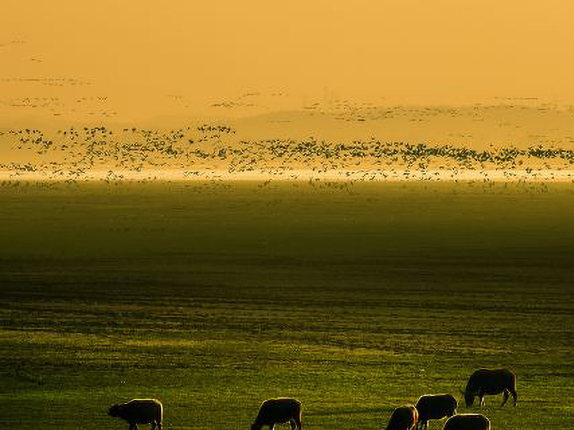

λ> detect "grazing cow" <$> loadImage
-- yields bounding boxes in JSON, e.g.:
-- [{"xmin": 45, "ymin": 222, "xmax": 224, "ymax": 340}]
[
  {"xmin": 251, "ymin": 398, "xmax": 302, "ymax": 430},
  {"xmin": 108, "ymin": 399, "xmax": 162, "ymax": 430},
  {"xmin": 385, "ymin": 405, "xmax": 419, "ymax": 430},
  {"xmin": 415, "ymin": 394, "xmax": 457, "ymax": 430},
  {"xmin": 443, "ymin": 414, "xmax": 490, "ymax": 430},
  {"xmin": 464, "ymin": 368, "xmax": 517, "ymax": 407}
]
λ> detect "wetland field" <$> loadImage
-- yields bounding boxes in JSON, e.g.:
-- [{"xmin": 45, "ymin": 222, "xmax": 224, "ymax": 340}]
[{"xmin": 1, "ymin": 180, "xmax": 573, "ymax": 430}]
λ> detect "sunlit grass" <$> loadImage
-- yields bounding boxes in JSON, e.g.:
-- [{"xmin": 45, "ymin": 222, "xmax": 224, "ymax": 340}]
[{"xmin": 1, "ymin": 181, "xmax": 572, "ymax": 429}]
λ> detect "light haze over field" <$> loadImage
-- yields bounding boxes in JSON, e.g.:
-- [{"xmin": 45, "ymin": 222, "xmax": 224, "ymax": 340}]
[
  {"xmin": 2, "ymin": 4, "xmax": 574, "ymax": 429},
  {"xmin": 2, "ymin": 0, "xmax": 574, "ymax": 124}
]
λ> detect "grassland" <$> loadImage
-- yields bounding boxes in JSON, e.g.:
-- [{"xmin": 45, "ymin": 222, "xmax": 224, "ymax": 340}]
[{"xmin": 1, "ymin": 180, "xmax": 573, "ymax": 430}]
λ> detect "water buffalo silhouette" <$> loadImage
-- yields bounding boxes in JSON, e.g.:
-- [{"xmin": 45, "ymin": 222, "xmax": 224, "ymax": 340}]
[
  {"xmin": 443, "ymin": 413, "xmax": 490, "ymax": 430},
  {"xmin": 251, "ymin": 398, "xmax": 302, "ymax": 430},
  {"xmin": 415, "ymin": 394, "xmax": 457, "ymax": 429},
  {"xmin": 108, "ymin": 398, "xmax": 162, "ymax": 430},
  {"xmin": 385, "ymin": 405, "xmax": 418, "ymax": 430},
  {"xmin": 464, "ymin": 368, "xmax": 517, "ymax": 407}
]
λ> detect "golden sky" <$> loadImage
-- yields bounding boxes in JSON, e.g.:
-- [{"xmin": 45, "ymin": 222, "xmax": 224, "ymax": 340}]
[{"xmin": 2, "ymin": 0, "xmax": 574, "ymax": 122}]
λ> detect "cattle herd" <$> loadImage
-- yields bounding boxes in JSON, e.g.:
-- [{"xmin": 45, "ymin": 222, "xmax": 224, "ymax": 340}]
[{"xmin": 107, "ymin": 368, "xmax": 517, "ymax": 430}]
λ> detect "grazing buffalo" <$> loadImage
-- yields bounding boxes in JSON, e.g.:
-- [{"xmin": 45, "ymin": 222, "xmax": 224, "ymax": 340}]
[
  {"xmin": 385, "ymin": 405, "xmax": 419, "ymax": 430},
  {"xmin": 443, "ymin": 414, "xmax": 490, "ymax": 430},
  {"xmin": 415, "ymin": 394, "xmax": 457, "ymax": 430},
  {"xmin": 108, "ymin": 399, "xmax": 163, "ymax": 430},
  {"xmin": 463, "ymin": 368, "xmax": 517, "ymax": 407},
  {"xmin": 251, "ymin": 398, "xmax": 302, "ymax": 430}
]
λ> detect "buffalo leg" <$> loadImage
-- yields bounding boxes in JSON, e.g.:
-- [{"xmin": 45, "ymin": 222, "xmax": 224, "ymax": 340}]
[
  {"xmin": 510, "ymin": 388, "xmax": 518, "ymax": 406},
  {"xmin": 501, "ymin": 390, "xmax": 509, "ymax": 407},
  {"xmin": 479, "ymin": 394, "xmax": 485, "ymax": 407},
  {"xmin": 293, "ymin": 415, "xmax": 302, "ymax": 430}
]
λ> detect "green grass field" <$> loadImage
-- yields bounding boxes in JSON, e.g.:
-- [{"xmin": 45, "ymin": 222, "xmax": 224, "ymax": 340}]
[{"xmin": 1, "ymin": 181, "xmax": 573, "ymax": 430}]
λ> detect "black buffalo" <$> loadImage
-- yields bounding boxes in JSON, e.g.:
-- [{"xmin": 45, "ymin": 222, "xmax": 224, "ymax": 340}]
[
  {"xmin": 108, "ymin": 399, "xmax": 162, "ymax": 430},
  {"xmin": 415, "ymin": 394, "xmax": 457, "ymax": 429},
  {"xmin": 385, "ymin": 405, "xmax": 419, "ymax": 430},
  {"xmin": 251, "ymin": 398, "xmax": 302, "ymax": 430},
  {"xmin": 464, "ymin": 368, "xmax": 517, "ymax": 407},
  {"xmin": 443, "ymin": 414, "xmax": 490, "ymax": 430}
]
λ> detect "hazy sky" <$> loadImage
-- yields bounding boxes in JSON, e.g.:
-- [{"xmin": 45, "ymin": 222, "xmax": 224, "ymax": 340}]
[{"xmin": 2, "ymin": 0, "xmax": 574, "ymax": 121}]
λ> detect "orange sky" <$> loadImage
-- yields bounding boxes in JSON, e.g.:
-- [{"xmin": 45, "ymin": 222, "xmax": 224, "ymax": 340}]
[{"xmin": 2, "ymin": 0, "xmax": 574, "ymax": 122}]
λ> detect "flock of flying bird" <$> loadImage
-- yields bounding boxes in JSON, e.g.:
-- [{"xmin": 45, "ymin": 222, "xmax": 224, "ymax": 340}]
[{"xmin": 1, "ymin": 123, "xmax": 573, "ymax": 186}]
